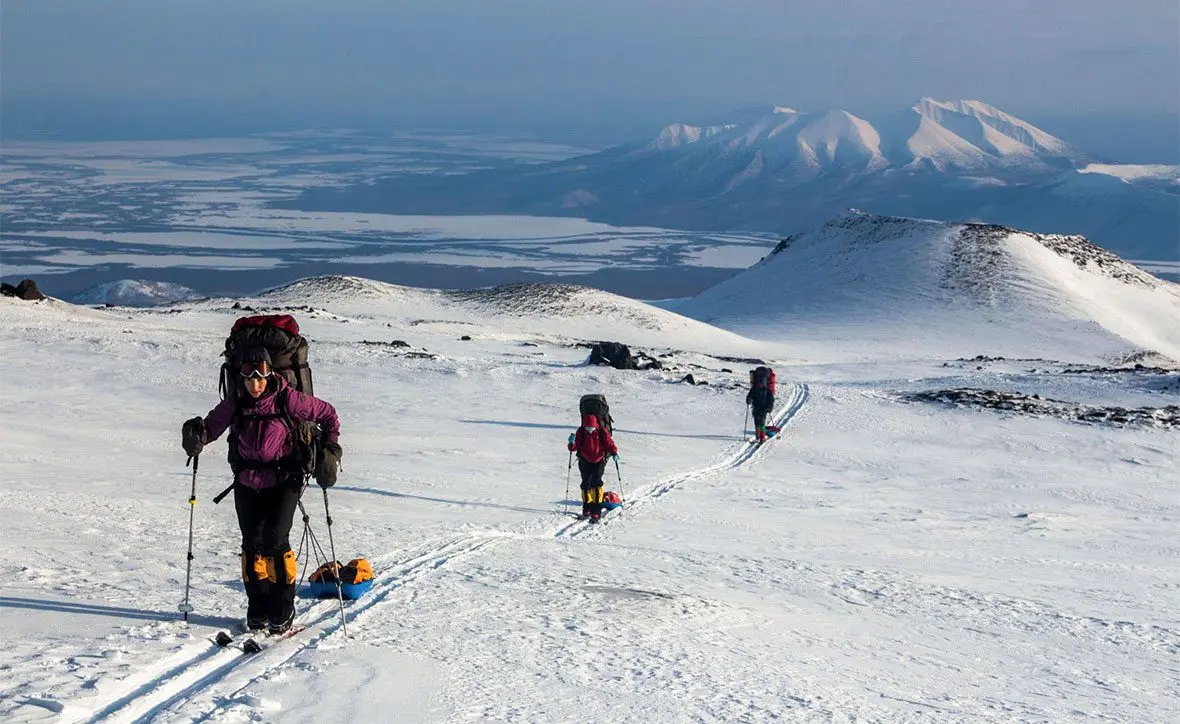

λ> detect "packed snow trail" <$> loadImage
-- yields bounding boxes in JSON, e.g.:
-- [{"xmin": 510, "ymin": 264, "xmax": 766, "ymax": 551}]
[
  {"xmin": 61, "ymin": 384, "xmax": 807, "ymax": 722},
  {"xmin": 66, "ymin": 536, "xmax": 498, "ymax": 723},
  {"xmin": 555, "ymin": 382, "xmax": 807, "ymax": 538}
]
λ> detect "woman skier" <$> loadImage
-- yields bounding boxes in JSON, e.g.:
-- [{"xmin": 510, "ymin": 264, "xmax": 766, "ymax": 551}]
[
  {"xmin": 181, "ymin": 347, "xmax": 341, "ymax": 634},
  {"xmin": 567, "ymin": 413, "xmax": 618, "ymax": 522}
]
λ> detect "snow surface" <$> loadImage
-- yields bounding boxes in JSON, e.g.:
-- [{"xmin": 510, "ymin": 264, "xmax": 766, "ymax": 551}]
[{"xmin": 1, "ymin": 214, "xmax": 1178, "ymax": 721}]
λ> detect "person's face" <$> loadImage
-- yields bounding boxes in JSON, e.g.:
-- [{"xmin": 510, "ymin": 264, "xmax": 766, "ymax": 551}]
[{"xmin": 243, "ymin": 375, "xmax": 268, "ymax": 398}]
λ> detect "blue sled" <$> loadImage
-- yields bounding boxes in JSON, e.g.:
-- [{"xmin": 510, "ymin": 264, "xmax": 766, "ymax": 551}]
[{"xmin": 303, "ymin": 579, "xmax": 373, "ymax": 600}]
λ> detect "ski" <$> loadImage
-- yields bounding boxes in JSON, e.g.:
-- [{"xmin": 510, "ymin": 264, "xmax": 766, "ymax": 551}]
[
  {"xmin": 565, "ymin": 506, "xmax": 623, "ymax": 525},
  {"xmin": 239, "ymin": 626, "xmax": 306, "ymax": 654},
  {"xmin": 748, "ymin": 428, "xmax": 781, "ymax": 445},
  {"xmin": 592, "ymin": 506, "xmax": 624, "ymax": 525}
]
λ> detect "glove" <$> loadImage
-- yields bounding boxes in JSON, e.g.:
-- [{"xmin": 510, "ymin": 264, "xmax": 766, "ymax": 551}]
[
  {"xmin": 568, "ymin": 433, "xmax": 576, "ymax": 445},
  {"xmin": 181, "ymin": 417, "xmax": 207, "ymax": 459},
  {"xmin": 315, "ymin": 441, "xmax": 342, "ymax": 488}
]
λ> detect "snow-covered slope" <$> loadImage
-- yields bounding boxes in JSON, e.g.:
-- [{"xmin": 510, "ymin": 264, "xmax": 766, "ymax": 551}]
[
  {"xmin": 900, "ymin": 98, "xmax": 1089, "ymax": 171},
  {"xmin": 671, "ymin": 212, "xmax": 1180, "ymax": 362},
  {"xmin": 243, "ymin": 275, "xmax": 760, "ymax": 353},
  {"xmin": 69, "ymin": 279, "xmax": 203, "ymax": 307},
  {"xmin": 1, "ymin": 262, "xmax": 1177, "ymax": 721}
]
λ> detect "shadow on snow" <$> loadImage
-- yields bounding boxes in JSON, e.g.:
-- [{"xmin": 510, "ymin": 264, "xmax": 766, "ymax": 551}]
[
  {"xmin": 337, "ymin": 486, "xmax": 557, "ymax": 516},
  {"xmin": 459, "ymin": 419, "xmax": 740, "ymax": 441},
  {"xmin": 0, "ymin": 596, "xmax": 239, "ymax": 629}
]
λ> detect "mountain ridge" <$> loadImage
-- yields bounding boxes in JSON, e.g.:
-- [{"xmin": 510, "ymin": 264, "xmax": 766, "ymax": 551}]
[{"xmin": 283, "ymin": 98, "xmax": 1178, "ymax": 261}]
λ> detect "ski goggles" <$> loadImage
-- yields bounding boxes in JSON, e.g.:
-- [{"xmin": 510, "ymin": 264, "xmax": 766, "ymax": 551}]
[{"xmin": 239, "ymin": 361, "xmax": 272, "ymax": 379}]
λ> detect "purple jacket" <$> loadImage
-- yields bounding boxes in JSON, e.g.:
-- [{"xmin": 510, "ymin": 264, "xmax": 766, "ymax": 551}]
[{"xmin": 204, "ymin": 376, "xmax": 340, "ymax": 490}]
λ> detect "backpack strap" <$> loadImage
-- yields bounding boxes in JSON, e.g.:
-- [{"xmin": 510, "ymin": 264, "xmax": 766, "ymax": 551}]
[{"xmin": 228, "ymin": 388, "xmax": 303, "ymax": 475}]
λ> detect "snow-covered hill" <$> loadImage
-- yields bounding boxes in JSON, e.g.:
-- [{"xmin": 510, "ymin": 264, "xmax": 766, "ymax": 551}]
[
  {"xmin": 69, "ymin": 279, "xmax": 203, "ymax": 307},
  {"xmin": 669, "ymin": 212, "xmax": 1180, "ymax": 362},
  {"xmin": 292, "ymin": 99, "xmax": 1179, "ymax": 261},
  {"xmin": 243, "ymin": 275, "xmax": 760, "ymax": 353}
]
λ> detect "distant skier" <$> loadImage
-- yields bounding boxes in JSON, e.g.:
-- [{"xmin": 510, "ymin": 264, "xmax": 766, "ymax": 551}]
[
  {"xmin": 181, "ymin": 347, "xmax": 342, "ymax": 634},
  {"xmin": 746, "ymin": 366, "xmax": 776, "ymax": 442},
  {"xmin": 567, "ymin": 413, "xmax": 618, "ymax": 522}
]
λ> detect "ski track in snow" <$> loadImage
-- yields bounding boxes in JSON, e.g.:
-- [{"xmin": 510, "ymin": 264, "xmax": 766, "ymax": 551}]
[
  {"xmin": 555, "ymin": 383, "xmax": 808, "ymax": 539},
  {"xmin": 59, "ymin": 386, "xmax": 808, "ymax": 722}
]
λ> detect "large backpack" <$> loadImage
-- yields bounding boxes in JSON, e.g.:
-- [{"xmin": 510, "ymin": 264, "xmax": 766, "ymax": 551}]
[
  {"xmin": 750, "ymin": 366, "xmax": 776, "ymax": 396},
  {"xmin": 579, "ymin": 394, "xmax": 613, "ymax": 435},
  {"xmin": 219, "ymin": 315, "xmax": 313, "ymax": 402},
  {"xmin": 219, "ymin": 314, "xmax": 318, "ymax": 478}
]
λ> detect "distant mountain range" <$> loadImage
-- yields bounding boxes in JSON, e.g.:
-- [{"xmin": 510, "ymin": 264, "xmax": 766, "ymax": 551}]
[{"xmin": 286, "ymin": 99, "xmax": 1180, "ymax": 261}]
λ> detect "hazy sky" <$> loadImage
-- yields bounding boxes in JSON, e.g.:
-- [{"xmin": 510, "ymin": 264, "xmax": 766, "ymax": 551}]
[{"xmin": 3, "ymin": 0, "xmax": 1178, "ymax": 152}]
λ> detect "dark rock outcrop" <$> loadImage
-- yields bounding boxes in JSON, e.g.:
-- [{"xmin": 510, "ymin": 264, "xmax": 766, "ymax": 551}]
[
  {"xmin": 0, "ymin": 279, "xmax": 46, "ymax": 301},
  {"xmin": 588, "ymin": 342, "xmax": 635, "ymax": 370}
]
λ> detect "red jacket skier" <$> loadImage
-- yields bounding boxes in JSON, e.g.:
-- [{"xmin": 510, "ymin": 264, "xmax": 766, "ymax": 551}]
[{"xmin": 568, "ymin": 413, "xmax": 618, "ymax": 521}]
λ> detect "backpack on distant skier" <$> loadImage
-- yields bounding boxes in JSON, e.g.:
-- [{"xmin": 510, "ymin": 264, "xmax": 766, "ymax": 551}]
[
  {"xmin": 219, "ymin": 314, "xmax": 313, "ymax": 402},
  {"xmin": 579, "ymin": 394, "xmax": 613, "ymax": 434},
  {"xmin": 219, "ymin": 315, "xmax": 319, "ymax": 478},
  {"xmin": 750, "ymin": 366, "xmax": 776, "ymax": 396},
  {"xmin": 602, "ymin": 491, "xmax": 623, "ymax": 511}
]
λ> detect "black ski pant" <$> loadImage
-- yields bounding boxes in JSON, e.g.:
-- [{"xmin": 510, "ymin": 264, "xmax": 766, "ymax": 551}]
[
  {"xmin": 752, "ymin": 398, "xmax": 775, "ymax": 432},
  {"xmin": 234, "ymin": 481, "xmax": 301, "ymax": 626},
  {"xmin": 578, "ymin": 457, "xmax": 607, "ymax": 516}
]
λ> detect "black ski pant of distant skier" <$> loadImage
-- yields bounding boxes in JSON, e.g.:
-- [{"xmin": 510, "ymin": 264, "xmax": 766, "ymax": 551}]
[
  {"xmin": 752, "ymin": 399, "xmax": 774, "ymax": 432},
  {"xmin": 235, "ymin": 481, "xmax": 301, "ymax": 627},
  {"xmin": 578, "ymin": 457, "xmax": 607, "ymax": 516}
]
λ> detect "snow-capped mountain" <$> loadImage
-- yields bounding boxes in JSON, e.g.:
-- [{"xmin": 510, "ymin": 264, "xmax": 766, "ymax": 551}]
[
  {"xmin": 291, "ymin": 99, "xmax": 1178, "ymax": 261},
  {"xmin": 70, "ymin": 279, "xmax": 203, "ymax": 307},
  {"xmin": 668, "ymin": 211, "xmax": 1180, "ymax": 362},
  {"xmin": 633, "ymin": 99, "xmax": 1088, "ymax": 178},
  {"xmin": 894, "ymin": 98, "xmax": 1091, "ymax": 171}
]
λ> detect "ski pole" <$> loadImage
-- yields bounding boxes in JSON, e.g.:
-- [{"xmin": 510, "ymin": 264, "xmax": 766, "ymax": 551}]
[
  {"xmin": 613, "ymin": 455, "xmax": 624, "ymax": 514},
  {"xmin": 743, "ymin": 403, "xmax": 749, "ymax": 440},
  {"xmin": 322, "ymin": 487, "xmax": 348, "ymax": 638},
  {"xmin": 179, "ymin": 455, "xmax": 199, "ymax": 621},
  {"xmin": 564, "ymin": 450, "xmax": 573, "ymax": 516}
]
